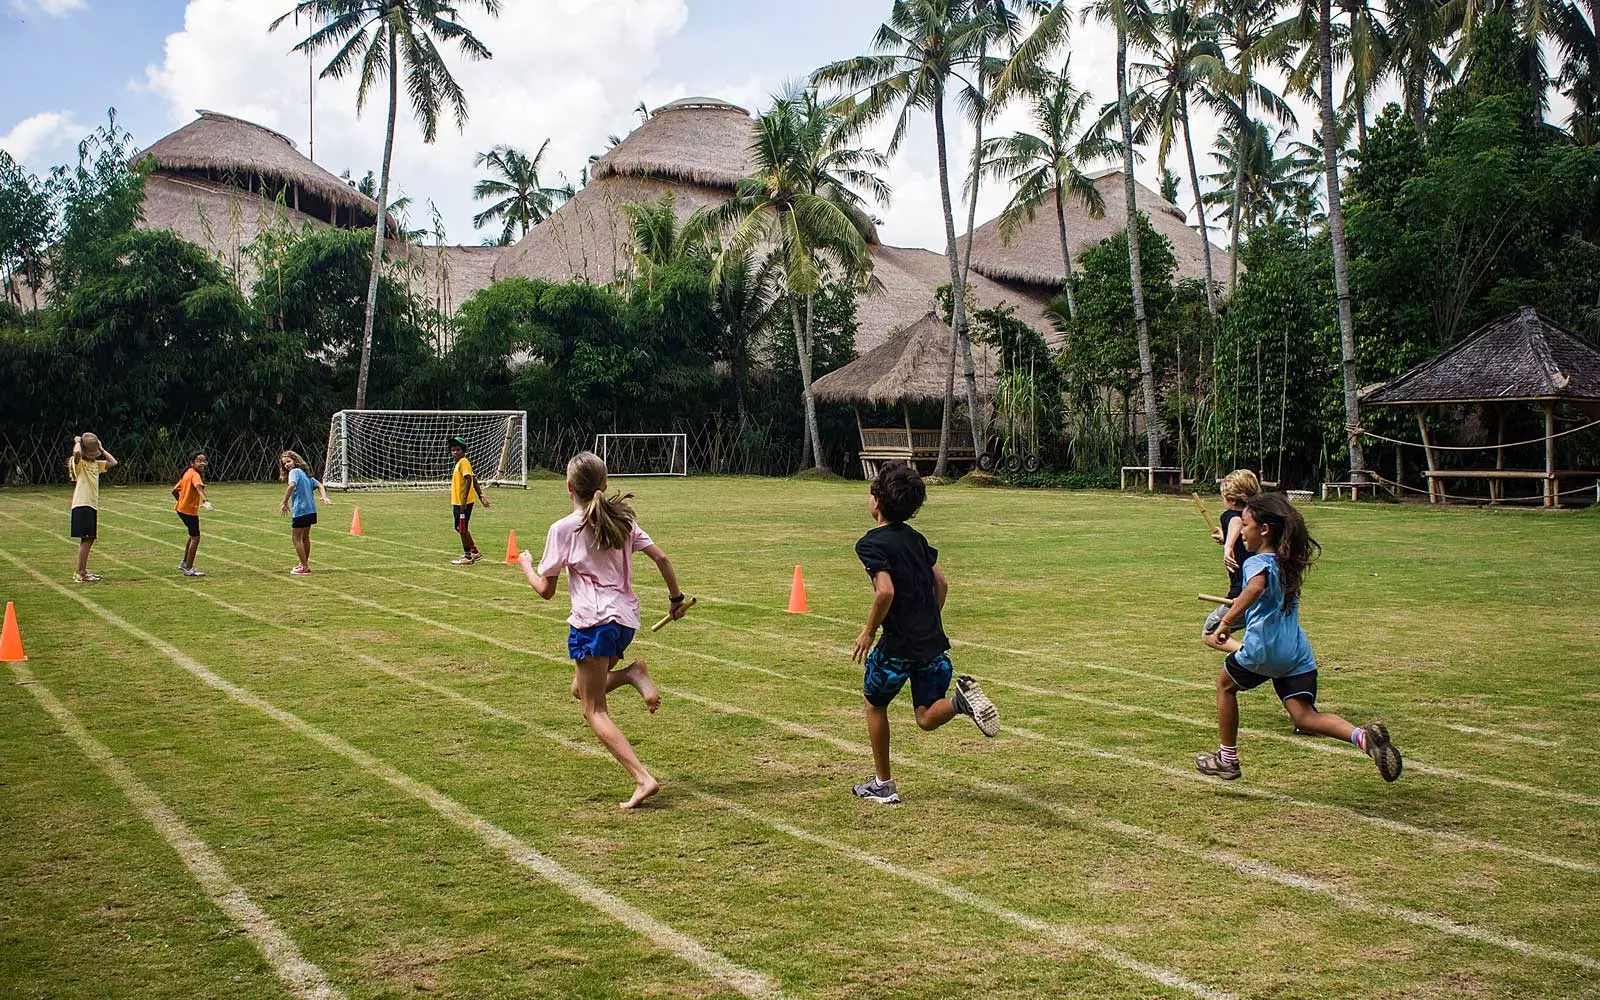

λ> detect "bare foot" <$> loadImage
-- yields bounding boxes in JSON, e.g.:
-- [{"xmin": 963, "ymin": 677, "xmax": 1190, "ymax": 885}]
[
  {"xmin": 619, "ymin": 777, "xmax": 661, "ymax": 810},
  {"xmin": 628, "ymin": 659, "xmax": 660, "ymax": 713}
]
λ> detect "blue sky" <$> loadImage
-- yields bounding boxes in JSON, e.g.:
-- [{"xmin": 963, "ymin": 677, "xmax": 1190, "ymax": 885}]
[{"xmin": 1, "ymin": 0, "xmax": 1225, "ymax": 250}]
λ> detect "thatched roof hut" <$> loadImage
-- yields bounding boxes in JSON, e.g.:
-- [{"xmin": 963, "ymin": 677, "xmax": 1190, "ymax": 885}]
[
  {"xmin": 812, "ymin": 312, "xmax": 998, "ymax": 405},
  {"xmin": 1362, "ymin": 307, "xmax": 1600, "ymax": 405},
  {"xmin": 590, "ymin": 97, "xmax": 755, "ymax": 189},
  {"xmin": 965, "ymin": 169, "xmax": 1232, "ymax": 288},
  {"xmin": 138, "ymin": 110, "xmax": 382, "ymax": 227}
]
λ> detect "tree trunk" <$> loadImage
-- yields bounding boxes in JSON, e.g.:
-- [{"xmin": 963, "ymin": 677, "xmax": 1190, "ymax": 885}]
[
  {"xmin": 1228, "ymin": 84, "xmax": 1250, "ymax": 292},
  {"xmin": 956, "ymin": 43, "xmax": 989, "ymax": 448},
  {"xmin": 1352, "ymin": 8, "xmax": 1369, "ymax": 148},
  {"xmin": 1180, "ymin": 89, "xmax": 1218, "ymax": 317},
  {"xmin": 791, "ymin": 293, "xmax": 825, "ymax": 473},
  {"xmin": 932, "ymin": 92, "xmax": 967, "ymax": 478},
  {"xmin": 1322, "ymin": 0, "xmax": 1366, "ymax": 481},
  {"xmin": 1120, "ymin": 26, "xmax": 1164, "ymax": 473},
  {"xmin": 1054, "ymin": 177, "xmax": 1079, "ymax": 318},
  {"xmin": 354, "ymin": 30, "xmax": 399, "ymax": 411}
]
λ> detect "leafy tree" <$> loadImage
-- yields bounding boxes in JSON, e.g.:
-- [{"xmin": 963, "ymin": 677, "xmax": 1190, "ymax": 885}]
[
  {"xmin": 0, "ymin": 152, "xmax": 53, "ymax": 311},
  {"xmin": 51, "ymin": 110, "xmax": 148, "ymax": 291},
  {"xmin": 472, "ymin": 141, "xmax": 570, "ymax": 245},
  {"xmin": 272, "ymin": 0, "xmax": 500, "ymax": 410}
]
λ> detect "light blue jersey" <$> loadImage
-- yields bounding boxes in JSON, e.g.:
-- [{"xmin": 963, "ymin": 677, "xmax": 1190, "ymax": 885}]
[
  {"xmin": 288, "ymin": 467, "xmax": 319, "ymax": 519},
  {"xmin": 1233, "ymin": 553, "xmax": 1316, "ymax": 678}
]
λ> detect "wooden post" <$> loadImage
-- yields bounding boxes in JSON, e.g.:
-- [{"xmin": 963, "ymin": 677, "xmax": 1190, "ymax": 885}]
[
  {"xmin": 902, "ymin": 404, "xmax": 914, "ymax": 459},
  {"xmin": 1544, "ymin": 401, "xmax": 1557, "ymax": 508},
  {"xmin": 1491, "ymin": 405, "xmax": 1507, "ymax": 504},
  {"xmin": 1416, "ymin": 407, "xmax": 1439, "ymax": 503}
]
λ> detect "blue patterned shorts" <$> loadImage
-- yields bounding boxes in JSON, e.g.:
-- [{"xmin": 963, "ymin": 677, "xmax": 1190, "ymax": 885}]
[
  {"xmin": 568, "ymin": 623, "xmax": 636, "ymax": 661},
  {"xmin": 863, "ymin": 648, "xmax": 953, "ymax": 708}
]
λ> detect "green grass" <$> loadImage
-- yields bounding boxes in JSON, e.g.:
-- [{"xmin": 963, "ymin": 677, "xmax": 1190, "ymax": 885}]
[{"xmin": 1, "ymin": 479, "xmax": 1598, "ymax": 1000}]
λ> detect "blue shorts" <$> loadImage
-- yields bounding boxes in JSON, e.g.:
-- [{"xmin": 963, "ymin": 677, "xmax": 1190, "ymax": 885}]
[
  {"xmin": 568, "ymin": 623, "xmax": 636, "ymax": 661},
  {"xmin": 1225, "ymin": 653, "xmax": 1318, "ymax": 705},
  {"xmin": 863, "ymin": 648, "xmax": 953, "ymax": 708}
]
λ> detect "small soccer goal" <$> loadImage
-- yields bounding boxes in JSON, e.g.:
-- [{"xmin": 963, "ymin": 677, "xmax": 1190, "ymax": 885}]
[
  {"xmin": 323, "ymin": 410, "xmax": 528, "ymax": 490},
  {"xmin": 594, "ymin": 433, "xmax": 689, "ymax": 478}
]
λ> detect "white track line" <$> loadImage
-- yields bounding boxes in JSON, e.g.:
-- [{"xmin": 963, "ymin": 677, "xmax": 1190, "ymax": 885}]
[
  {"xmin": 0, "ymin": 548, "xmax": 792, "ymax": 1000},
  {"xmin": 22, "ymin": 521, "xmax": 1600, "ymax": 970},
  {"xmin": 1445, "ymin": 724, "xmax": 1563, "ymax": 748},
  {"xmin": 102, "ymin": 499, "xmax": 1600, "ymax": 805},
  {"xmin": 55, "ymin": 548, "xmax": 1232, "ymax": 1000},
  {"xmin": 43, "ymin": 506, "xmax": 1600, "ymax": 873},
  {"xmin": 6, "ymin": 661, "xmax": 346, "ymax": 1000}
]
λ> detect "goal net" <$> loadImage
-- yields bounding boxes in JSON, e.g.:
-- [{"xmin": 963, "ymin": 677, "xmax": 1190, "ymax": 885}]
[
  {"xmin": 324, "ymin": 410, "xmax": 528, "ymax": 490},
  {"xmin": 594, "ymin": 433, "xmax": 689, "ymax": 477}
]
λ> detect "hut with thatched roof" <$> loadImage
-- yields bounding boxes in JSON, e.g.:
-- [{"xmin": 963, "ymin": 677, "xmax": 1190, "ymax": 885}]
[
  {"xmin": 965, "ymin": 169, "xmax": 1232, "ymax": 292},
  {"xmin": 1360, "ymin": 306, "xmax": 1600, "ymax": 506},
  {"xmin": 811, "ymin": 311, "xmax": 997, "ymax": 476},
  {"xmin": 495, "ymin": 96, "xmax": 1059, "ymax": 354}
]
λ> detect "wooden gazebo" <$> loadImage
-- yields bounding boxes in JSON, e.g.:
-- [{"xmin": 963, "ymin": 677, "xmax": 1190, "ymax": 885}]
[
  {"xmin": 811, "ymin": 312, "xmax": 997, "ymax": 478},
  {"xmin": 1361, "ymin": 307, "xmax": 1600, "ymax": 506}
]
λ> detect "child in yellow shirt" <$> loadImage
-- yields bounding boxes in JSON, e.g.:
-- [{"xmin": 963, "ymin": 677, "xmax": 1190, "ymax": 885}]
[{"xmin": 449, "ymin": 436, "xmax": 490, "ymax": 565}]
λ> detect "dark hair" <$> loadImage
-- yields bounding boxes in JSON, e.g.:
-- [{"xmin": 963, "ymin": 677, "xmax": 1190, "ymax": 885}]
[
  {"xmin": 871, "ymin": 461, "xmax": 926, "ymax": 523},
  {"xmin": 448, "ymin": 437, "xmax": 467, "ymax": 452},
  {"xmin": 188, "ymin": 450, "xmax": 206, "ymax": 464},
  {"xmin": 1244, "ymin": 492, "xmax": 1320, "ymax": 611}
]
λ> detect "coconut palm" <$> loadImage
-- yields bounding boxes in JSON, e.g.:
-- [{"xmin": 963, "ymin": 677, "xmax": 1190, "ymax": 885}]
[
  {"xmin": 272, "ymin": 0, "xmax": 500, "ymax": 410},
  {"xmin": 813, "ymin": 0, "xmax": 994, "ymax": 476},
  {"xmin": 472, "ymin": 142, "xmax": 570, "ymax": 246},
  {"xmin": 1384, "ymin": 0, "xmax": 1454, "ymax": 129},
  {"xmin": 1554, "ymin": 0, "xmax": 1600, "ymax": 141},
  {"xmin": 711, "ymin": 91, "xmax": 880, "ymax": 472},
  {"xmin": 978, "ymin": 57, "xmax": 1110, "ymax": 320},
  {"xmin": 1131, "ymin": 0, "xmax": 1226, "ymax": 314},
  {"xmin": 1338, "ymin": 0, "xmax": 1390, "ymax": 144},
  {"xmin": 1203, "ymin": 121, "xmax": 1317, "ymax": 227}
]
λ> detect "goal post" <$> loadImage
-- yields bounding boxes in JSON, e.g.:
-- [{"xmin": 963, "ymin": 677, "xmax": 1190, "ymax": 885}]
[
  {"xmin": 323, "ymin": 410, "xmax": 528, "ymax": 490},
  {"xmin": 594, "ymin": 433, "xmax": 689, "ymax": 478}
]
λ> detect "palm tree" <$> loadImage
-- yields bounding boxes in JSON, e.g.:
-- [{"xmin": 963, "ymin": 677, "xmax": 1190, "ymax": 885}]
[
  {"xmin": 708, "ymin": 241, "xmax": 781, "ymax": 422},
  {"xmin": 1554, "ymin": 0, "xmax": 1600, "ymax": 141},
  {"xmin": 1384, "ymin": 0, "xmax": 1454, "ymax": 129},
  {"xmin": 272, "ymin": 0, "xmax": 500, "ymax": 410},
  {"xmin": 1132, "ymin": 0, "xmax": 1226, "ymax": 314},
  {"xmin": 979, "ymin": 57, "xmax": 1109, "ymax": 319},
  {"xmin": 1203, "ymin": 122, "xmax": 1317, "ymax": 227},
  {"xmin": 1213, "ymin": 0, "xmax": 1297, "ymax": 289},
  {"xmin": 620, "ymin": 192, "xmax": 706, "ymax": 292},
  {"xmin": 711, "ymin": 92, "xmax": 880, "ymax": 472},
  {"xmin": 814, "ymin": 0, "xmax": 992, "ymax": 477},
  {"xmin": 472, "ymin": 142, "xmax": 570, "ymax": 246},
  {"xmin": 1338, "ymin": 0, "xmax": 1390, "ymax": 145}
]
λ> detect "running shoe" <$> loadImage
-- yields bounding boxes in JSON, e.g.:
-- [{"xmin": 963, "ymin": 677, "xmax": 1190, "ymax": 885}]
[
  {"xmin": 1195, "ymin": 750, "xmax": 1242, "ymax": 780},
  {"xmin": 852, "ymin": 777, "xmax": 901, "ymax": 805},
  {"xmin": 182, "ymin": 567, "xmax": 206, "ymax": 578},
  {"xmin": 290, "ymin": 565, "xmax": 311, "ymax": 575},
  {"xmin": 450, "ymin": 555, "xmax": 472, "ymax": 565},
  {"xmin": 178, "ymin": 562, "xmax": 189, "ymax": 573},
  {"xmin": 1360, "ymin": 722, "xmax": 1404, "ymax": 782},
  {"xmin": 72, "ymin": 572, "xmax": 96, "ymax": 584},
  {"xmin": 465, "ymin": 551, "xmax": 483, "ymax": 565},
  {"xmin": 950, "ymin": 675, "xmax": 1001, "ymax": 737}
]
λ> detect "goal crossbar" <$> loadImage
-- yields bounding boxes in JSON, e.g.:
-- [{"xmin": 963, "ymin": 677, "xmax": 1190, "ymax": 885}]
[{"xmin": 325, "ymin": 409, "xmax": 528, "ymax": 490}]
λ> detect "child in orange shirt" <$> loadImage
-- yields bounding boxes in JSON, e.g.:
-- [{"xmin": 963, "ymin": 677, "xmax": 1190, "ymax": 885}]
[{"xmin": 173, "ymin": 451, "xmax": 211, "ymax": 577}]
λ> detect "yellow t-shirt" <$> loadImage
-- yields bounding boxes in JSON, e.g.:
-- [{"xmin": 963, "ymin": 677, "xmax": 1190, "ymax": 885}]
[
  {"xmin": 70, "ymin": 458, "xmax": 108, "ymax": 510},
  {"xmin": 450, "ymin": 456, "xmax": 475, "ymax": 506}
]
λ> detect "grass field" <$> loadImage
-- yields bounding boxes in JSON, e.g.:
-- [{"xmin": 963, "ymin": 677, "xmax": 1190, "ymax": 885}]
[{"xmin": 1, "ymin": 478, "xmax": 1598, "ymax": 1000}]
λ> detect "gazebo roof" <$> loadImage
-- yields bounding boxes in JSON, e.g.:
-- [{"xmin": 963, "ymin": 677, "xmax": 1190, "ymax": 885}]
[
  {"xmin": 1362, "ymin": 307, "xmax": 1600, "ymax": 406},
  {"xmin": 811, "ymin": 312, "xmax": 997, "ymax": 406}
]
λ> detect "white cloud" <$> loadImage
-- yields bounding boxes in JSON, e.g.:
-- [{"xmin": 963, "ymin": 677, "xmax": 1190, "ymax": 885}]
[
  {"xmin": 143, "ymin": 0, "xmax": 689, "ymax": 243},
  {"xmin": 8, "ymin": 0, "xmax": 86, "ymax": 16},
  {"xmin": 0, "ymin": 110, "xmax": 86, "ymax": 170}
]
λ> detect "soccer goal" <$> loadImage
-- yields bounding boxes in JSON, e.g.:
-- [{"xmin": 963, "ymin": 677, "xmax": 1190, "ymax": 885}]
[
  {"xmin": 594, "ymin": 433, "xmax": 689, "ymax": 478},
  {"xmin": 323, "ymin": 410, "xmax": 528, "ymax": 490}
]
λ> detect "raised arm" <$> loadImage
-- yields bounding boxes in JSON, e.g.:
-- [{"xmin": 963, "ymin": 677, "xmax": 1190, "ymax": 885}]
[
  {"xmin": 853, "ymin": 571, "xmax": 895, "ymax": 663},
  {"xmin": 99, "ymin": 448, "xmax": 118, "ymax": 470}
]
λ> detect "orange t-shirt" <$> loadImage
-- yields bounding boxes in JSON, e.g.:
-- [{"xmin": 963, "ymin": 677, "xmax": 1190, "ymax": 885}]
[{"xmin": 174, "ymin": 468, "xmax": 204, "ymax": 515}]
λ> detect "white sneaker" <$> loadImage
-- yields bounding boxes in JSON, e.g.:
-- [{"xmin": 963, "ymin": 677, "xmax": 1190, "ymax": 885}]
[{"xmin": 450, "ymin": 555, "xmax": 472, "ymax": 565}]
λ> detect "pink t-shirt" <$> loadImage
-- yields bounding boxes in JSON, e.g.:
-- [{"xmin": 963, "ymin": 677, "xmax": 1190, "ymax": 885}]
[{"xmin": 537, "ymin": 511, "xmax": 654, "ymax": 629}]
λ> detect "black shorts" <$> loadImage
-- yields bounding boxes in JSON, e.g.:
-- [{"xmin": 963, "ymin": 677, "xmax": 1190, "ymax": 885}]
[
  {"xmin": 1225, "ymin": 653, "xmax": 1317, "ymax": 705},
  {"xmin": 291, "ymin": 513, "xmax": 317, "ymax": 530},
  {"xmin": 177, "ymin": 512, "xmax": 201, "ymax": 537},
  {"xmin": 70, "ymin": 506, "xmax": 98, "ymax": 540},
  {"xmin": 453, "ymin": 504, "xmax": 473, "ymax": 531}
]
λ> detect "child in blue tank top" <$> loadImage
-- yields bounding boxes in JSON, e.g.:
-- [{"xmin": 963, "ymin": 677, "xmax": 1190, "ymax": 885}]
[{"xmin": 1197, "ymin": 492, "xmax": 1403, "ymax": 783}]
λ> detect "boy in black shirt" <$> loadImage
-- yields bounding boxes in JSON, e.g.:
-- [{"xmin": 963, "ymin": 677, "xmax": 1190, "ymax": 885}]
[{"xmin": 851, "ymin": 461, "xmax": 1000, "ymax": 805}]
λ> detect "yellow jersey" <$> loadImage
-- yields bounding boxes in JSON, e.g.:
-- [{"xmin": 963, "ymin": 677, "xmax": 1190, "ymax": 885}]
[{"xmin": 450, "ymin": 456, "xmax": 475, "ymax": 506}]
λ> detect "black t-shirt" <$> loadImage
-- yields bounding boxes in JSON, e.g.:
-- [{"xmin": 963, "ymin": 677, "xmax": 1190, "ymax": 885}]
[
  {"xmin": 855, "ymin": 521, "xmax": 950, "ymax": 662},
  {"xmin": 1221, "ymin": 508, "xmax": 1250, "ymax": 598}
]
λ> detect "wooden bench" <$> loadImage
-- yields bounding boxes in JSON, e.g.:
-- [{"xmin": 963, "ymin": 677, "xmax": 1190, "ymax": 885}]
[
  {"xmin": 1422, "ymin": 469, "xmax": 1600, "ymax": 507},
  {"xmin": 1321, "ymin": 481, "xmax": 1371, "ymax": 501},
  {"xmin": 858, "ymin": 424, "xmax": 974, "ymax": 479},
  {"xmin": 1121, "ymin": 466, "xmax": 1185, "ymax": 492}
]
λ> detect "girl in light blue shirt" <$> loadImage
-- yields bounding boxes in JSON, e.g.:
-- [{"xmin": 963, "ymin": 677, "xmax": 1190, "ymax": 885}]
[{"xmin": 1197, "ymin": 493, "xmax": 1403, "ymax": 783}]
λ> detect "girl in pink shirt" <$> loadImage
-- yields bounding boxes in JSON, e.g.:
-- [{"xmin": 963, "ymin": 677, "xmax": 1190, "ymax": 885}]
[{"xmin": 519, "ymin": 451, "xmax": 686, "ymax": 809}]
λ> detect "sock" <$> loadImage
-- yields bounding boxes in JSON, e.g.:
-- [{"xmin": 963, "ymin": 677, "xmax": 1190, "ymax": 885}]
[
  {"xmin": 1351, "ymin": 729, "xmax": 1367, "ymax": 750},
  {"xmin": 1217, "ymin": 744, "xmax": 1239, "ymax": 766}
]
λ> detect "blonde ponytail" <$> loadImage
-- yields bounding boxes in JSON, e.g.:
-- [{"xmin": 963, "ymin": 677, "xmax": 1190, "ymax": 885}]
[{"xmin": 567, "ymin": 451, "xmax": 635, "ymax": 550}]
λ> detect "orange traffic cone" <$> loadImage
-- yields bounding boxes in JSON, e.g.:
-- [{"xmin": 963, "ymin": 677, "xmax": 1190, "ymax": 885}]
[
  {"xmin": 504, "ymin": 529, "xmax": 520, "ymax": 564},
  {"xmin": 349, "ymin": 507, "xmax": 364, "ymax": 536},
  {"xmin": 786, "ymin": 565, "xmax": 809, "ymax": 614},
  {"xmin": 1, "ymin": 602, "xmax": 26, "ymax": 662}
]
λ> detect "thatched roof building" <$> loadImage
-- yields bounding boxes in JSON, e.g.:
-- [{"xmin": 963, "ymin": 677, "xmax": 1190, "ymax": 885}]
[
  {"xmin": 965, "ymin": 169, "xmax": 1232, "ymax": 289},
  {"xmin": 1362, "ymin": 307, "xmax": 1600, "ymax": 405},
  {"xmin": 812, "ymin": 312, "xmax": 998, "ymax": 406}
]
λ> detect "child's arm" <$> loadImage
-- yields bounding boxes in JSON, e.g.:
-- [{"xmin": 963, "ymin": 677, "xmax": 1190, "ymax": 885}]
[
  {"xmin": 933, "ymin": 564, "xmax": 949, "ymax": 611},
  {"xmin": 196, "ymin": 480, "xmax": 212, "ymax": 509},
  {"xmin": 471, "ymin": 475, "xmax": 490, "ymax": 508},
  {"xmin": 516, "ymin": 551, "xmax": 559, "ymax": 600},
  {"xmin": 1202, "ymin": 574, "xmax": 1265, "ymax": 651},
  {"xmin": 99, "ymin": 448, "xmax": 117, "ymax": 470},
  {"xmin": 314, "ymin": 478, "xmax": 331, "ymax": 503},
  {"xmin": 641, "ymin": 544, "xmax": 684, "ymax": 615},
  {"xmin": 280, "ymin": 478, "xmax": 293, "ymax": 513},
  {"xmin": 1222, "ymin": 517, "xmax": 1244, "ymax": 571},
  {"xmin": 852, "ymin": 571, "xmax": 895, "ymax": 663},
  {"xmin": 72, "ymin": 436, "xmax": 83, "ymax": 461}
]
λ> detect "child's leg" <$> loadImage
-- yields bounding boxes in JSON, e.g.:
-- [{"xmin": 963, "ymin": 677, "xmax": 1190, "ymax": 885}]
[
  {"xmin": 575, "ymin": 655, "xmax": 659, "ymax": 808},
  {"xmin": 1281, "ymin": 695, "xmax": 1354, "ymax": 742},
  {"xmin": 76, "ymin": 538, "xmax": 92, "ymax": 576},
  {"xmin": 1216, "ymin": 668, "xmax": 1240, "ymax": 747},
  {"xmin": 913, "ymin": 699, "xmax": 956, "ymax": 731},
  {"xmin": 292, "ymin": 528, "xmax": 310, "ymax": 567},
  {"xmin": 864, "ymin": 700, "xmax": 892, "ymax": 781},
  {"xmin": 457, "ymin": 504, "xmax": 477, "ymax": 555},
  {"xmin": 1281, "ymin": 686, "xmax": 1403, "ymax": 781},
  {"xmin": 185, "ymin": 534, "xmax": 200, "ymax": 567},
  {"xmin": 571, "ymin": 662, "xmax": 658, "ymax": 712}
]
